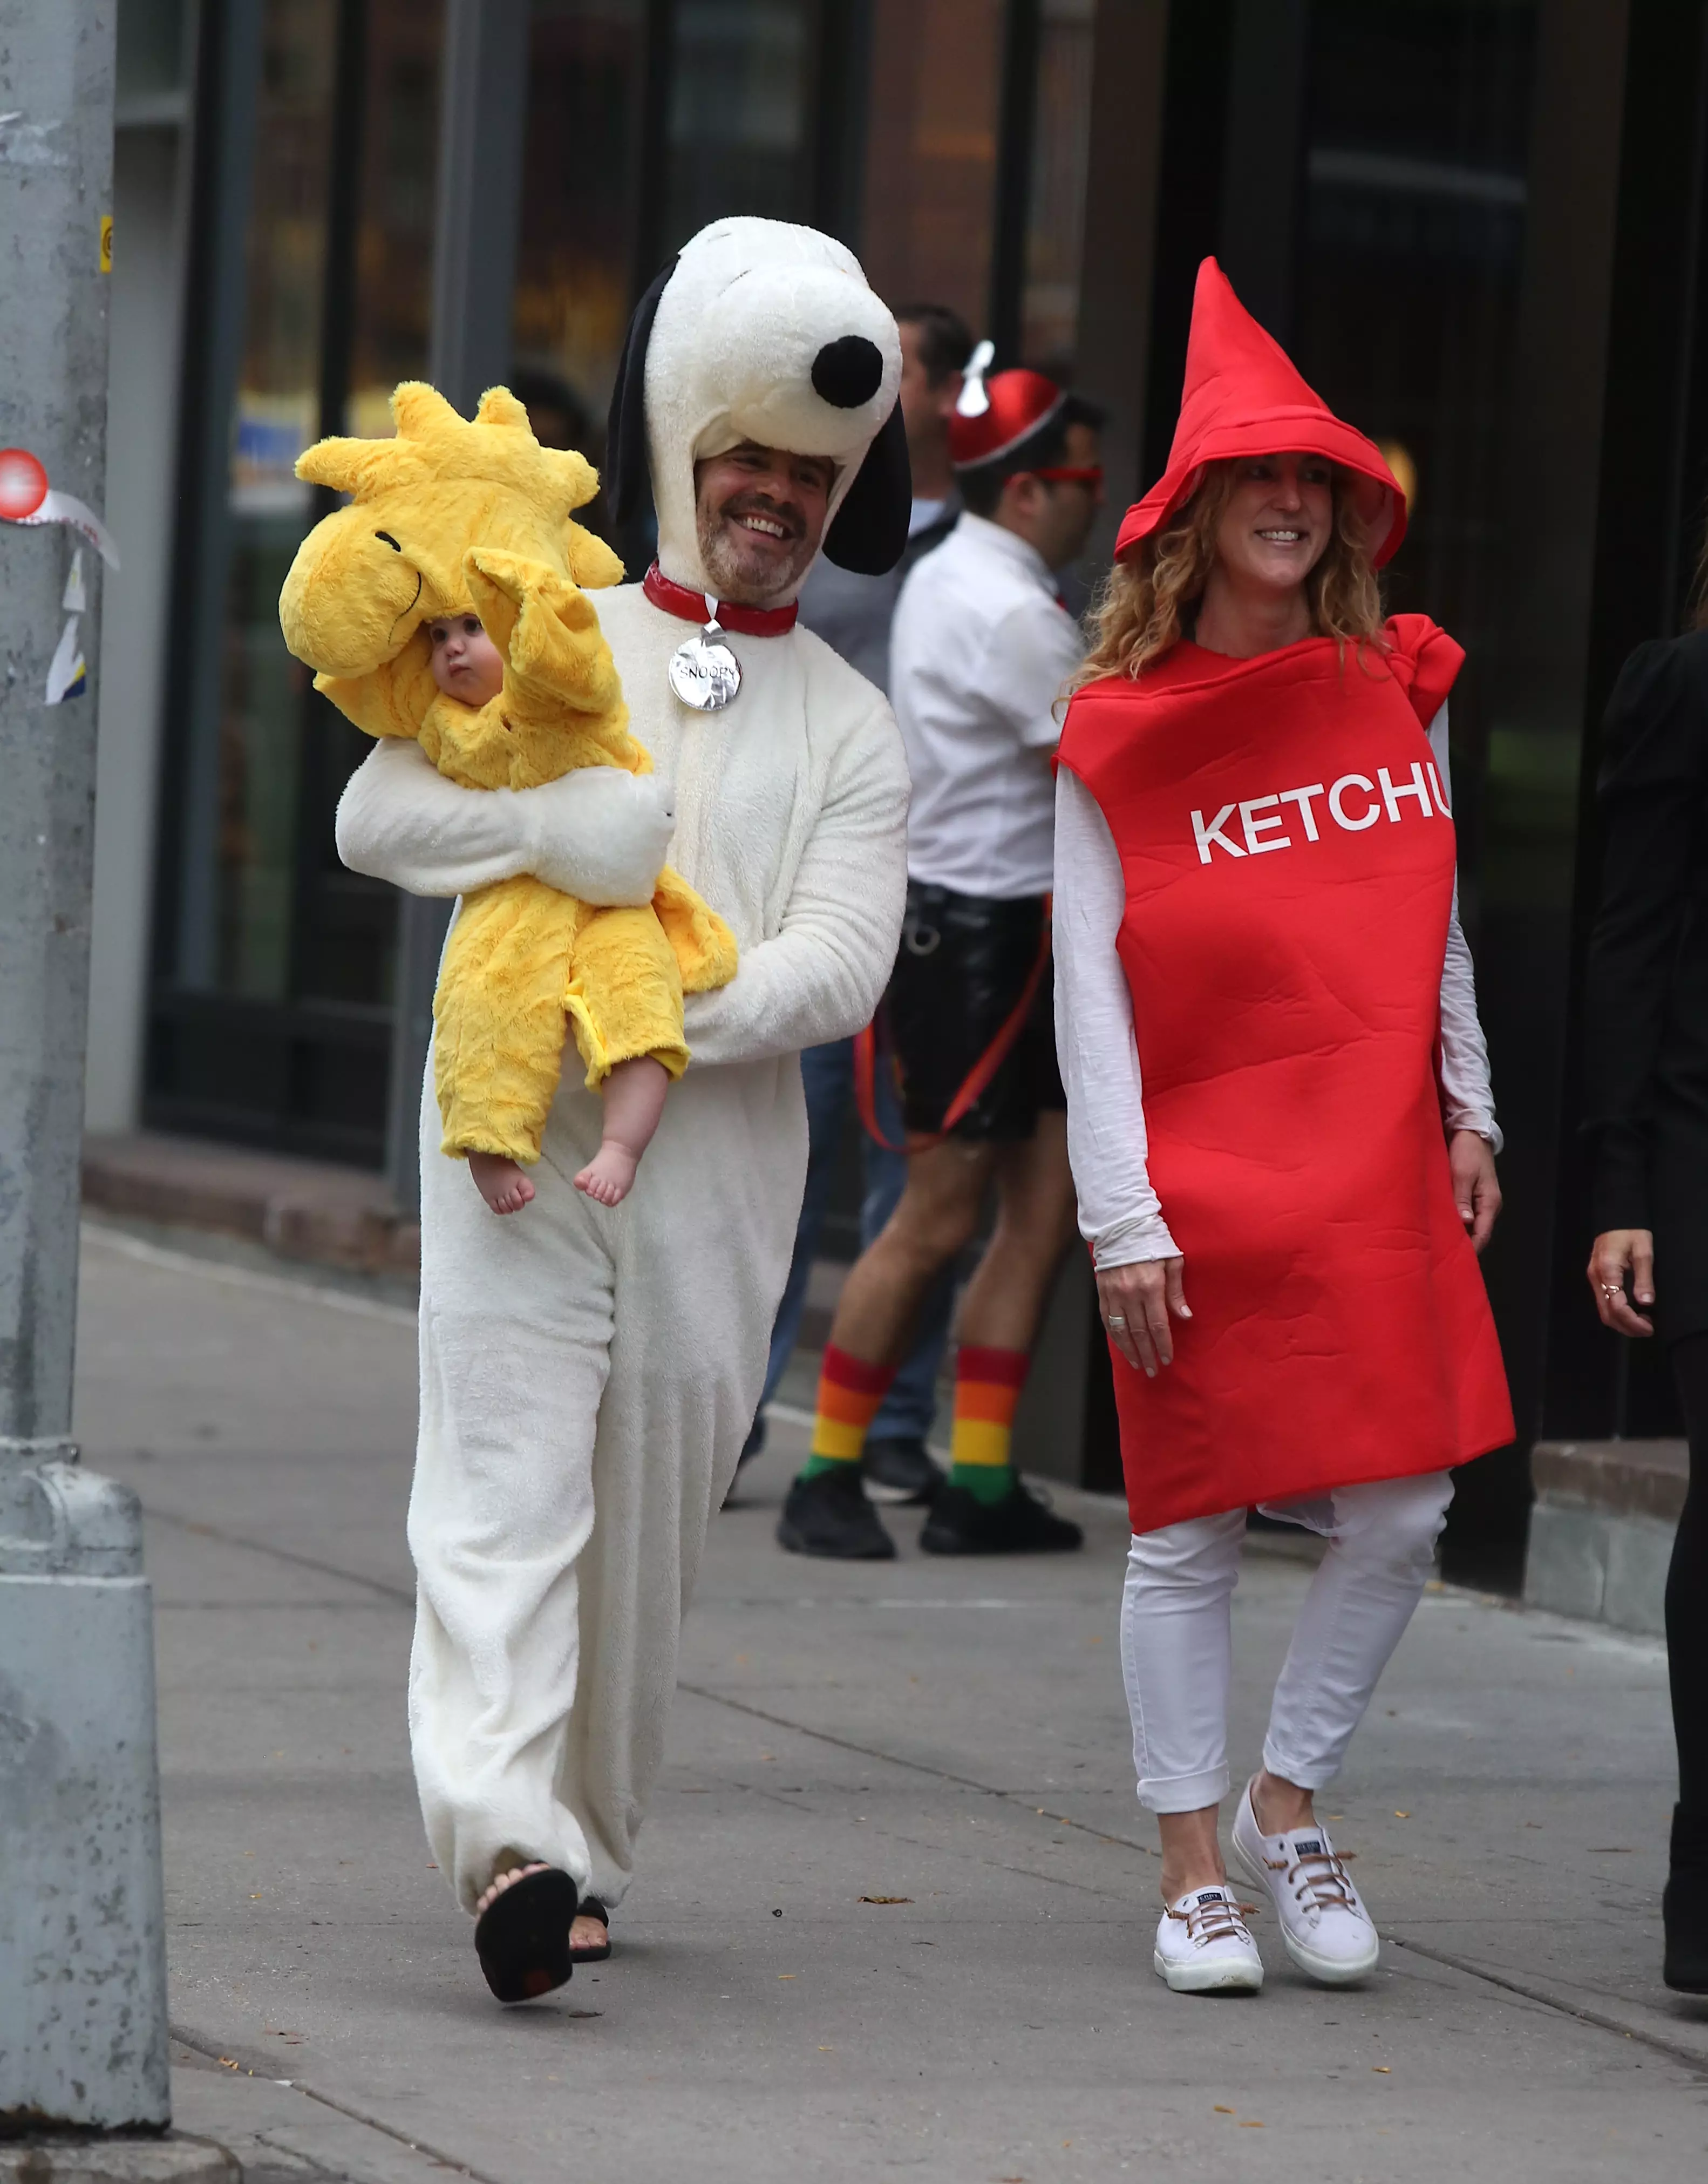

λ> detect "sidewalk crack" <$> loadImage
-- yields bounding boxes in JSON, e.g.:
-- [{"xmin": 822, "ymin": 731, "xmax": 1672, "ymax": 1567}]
[
  {"xmin": 678, "ymin": 1681, "xmax": 1160, "ymax": 1861},
  {"xmin": 1385, "ymin": 1936, "xmax": 1708, "ymax": 2077},
  {"xmin": 172, "ymin": 2024, "xmax": 507, "ymax": 2184}
]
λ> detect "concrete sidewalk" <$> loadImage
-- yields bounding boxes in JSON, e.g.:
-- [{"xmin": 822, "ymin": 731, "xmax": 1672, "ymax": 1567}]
[{"xmin": 71, "ymin": 1220, "xmax": 1708, "ymax": 2183}]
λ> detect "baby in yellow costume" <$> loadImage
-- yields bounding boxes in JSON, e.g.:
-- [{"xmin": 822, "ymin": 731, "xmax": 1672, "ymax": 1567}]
[{"xmin": 278, "ymin": 382, "xmax": 737, "ymax": 1212}]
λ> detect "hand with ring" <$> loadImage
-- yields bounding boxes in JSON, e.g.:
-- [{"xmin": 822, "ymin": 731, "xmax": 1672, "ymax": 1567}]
[
  {"xmin": 1586, "ymin": 1227, "xmax": 1656, "ymax": 1338},
  {"xmin": 1095, "ymin": 1254, "xmax": 1189, "ymax": 1379}
]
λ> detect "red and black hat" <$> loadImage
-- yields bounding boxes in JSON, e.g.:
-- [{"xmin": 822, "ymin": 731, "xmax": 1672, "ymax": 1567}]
[
  {"xmin": 1116, "ymin": 259, "xmax": 1407, "ymax": 567},
  {"xmin": 949, "ymin": 342, "xmax": 1067, "ymax": 470}
]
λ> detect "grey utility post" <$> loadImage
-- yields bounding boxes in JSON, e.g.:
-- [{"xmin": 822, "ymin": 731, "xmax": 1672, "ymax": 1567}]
[
  {"xmin": 0, "ymin": 1, "xmax": 171, "ymax": 2133},
  {"xmin": 383, "ymin": 0, "xmax": 530, "ymax": 1215}
]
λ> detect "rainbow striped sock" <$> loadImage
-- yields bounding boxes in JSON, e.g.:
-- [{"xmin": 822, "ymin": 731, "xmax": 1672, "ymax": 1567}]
[
  {"xmin": 800, "ymin": 1344, "xmax": 899, "ymax": 1480},
  {"xmin": 949, "ymin": 1345, "xmax": 1029, "ymax": 1504}
]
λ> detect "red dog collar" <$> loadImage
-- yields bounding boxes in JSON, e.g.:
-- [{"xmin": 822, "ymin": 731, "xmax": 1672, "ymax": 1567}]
[{"xmin": 643, "ymin": 561, "xmax": 800, "ymax": 636}]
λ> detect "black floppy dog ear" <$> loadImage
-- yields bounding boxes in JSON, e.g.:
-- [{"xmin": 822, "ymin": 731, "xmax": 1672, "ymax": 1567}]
[
  {"xmin": 822, "ymin": 399, "xmax": 913, "ymax": 575},
  {"xmin": 605, "ymin": 255, "xmax": 678, "ymax": 527}
]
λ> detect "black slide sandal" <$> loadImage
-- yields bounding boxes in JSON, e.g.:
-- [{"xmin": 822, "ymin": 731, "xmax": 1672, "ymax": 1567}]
[
  {"xmin": 571, "ymin": 1894, "xmax": 613, "ymax": 1963},
  {"xmin": 474, "ymin": 1867, "xmax": 579, "ymax": 2002}
]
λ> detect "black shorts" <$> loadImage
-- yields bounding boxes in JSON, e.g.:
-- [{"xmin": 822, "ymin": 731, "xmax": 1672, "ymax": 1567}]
[{"xmin": 883, "ymin": 882, "xmax": 1065, "ymax": 1143}]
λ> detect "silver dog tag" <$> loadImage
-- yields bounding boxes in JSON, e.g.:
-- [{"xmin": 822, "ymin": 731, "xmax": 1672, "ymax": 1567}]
[{"xmin": 668, "ymin": 615, "xmax": 741, "ymax": 711}]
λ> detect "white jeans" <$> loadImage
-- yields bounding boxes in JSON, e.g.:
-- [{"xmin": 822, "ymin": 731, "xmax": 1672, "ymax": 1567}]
[{"xmin": 1120, "ymin": 1472, "xmax": 1454, "ymax": 1814}]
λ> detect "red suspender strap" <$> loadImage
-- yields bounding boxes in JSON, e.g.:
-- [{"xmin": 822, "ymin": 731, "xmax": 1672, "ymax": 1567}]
[{"xmin": 854, "ymin": 903, "xmax": 1052, "ymax": 1155}]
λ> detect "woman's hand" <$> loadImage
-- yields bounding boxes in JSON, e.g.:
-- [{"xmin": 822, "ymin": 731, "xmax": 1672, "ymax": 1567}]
[
  {"xmin": 1588, "ymin": 1229, "xmax": 1656, "ymax": 1337},
  {"xmin": 1096, "ymin": 1256, "xmax": 1189, "ymax": 1378},
  {"xmin": 1448, "ymin": 1130, "xmax": 1502, "ymax": 1253}
]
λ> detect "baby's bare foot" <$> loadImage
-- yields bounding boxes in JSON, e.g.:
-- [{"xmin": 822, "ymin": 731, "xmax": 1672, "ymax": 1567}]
[
  {"xmin": 469, "ymin": 1151, "xmax": 535, "ymax": 1215},
  {"xmin": 574, "ymin": 1142, "xmax": 639, "ymax": 1207},
  {"xmin": 474, "ymin": 1860, "xmax": 551, "ymax": 1918}
]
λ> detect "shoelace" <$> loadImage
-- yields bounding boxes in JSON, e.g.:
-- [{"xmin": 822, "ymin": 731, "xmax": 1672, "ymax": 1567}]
[
  {"xmin": 1169, "ymin": 1894, "xmax": 1254, "ymax": 1949},
  {"xmin": 1284, "ymin": 1843, "xmax": 1363, "ymax": 1919}
]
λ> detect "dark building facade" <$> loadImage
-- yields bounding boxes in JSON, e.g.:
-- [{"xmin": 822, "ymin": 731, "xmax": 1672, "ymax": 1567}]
[{"xmin": 125, "ymin": 0, "xmax": 1708, "ymax": 1583}]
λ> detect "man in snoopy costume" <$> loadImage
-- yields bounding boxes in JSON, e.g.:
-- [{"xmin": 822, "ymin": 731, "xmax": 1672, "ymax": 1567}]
[{"xmin": 336, "ymin": 217, "xmax": 911, "ymax": 2001}]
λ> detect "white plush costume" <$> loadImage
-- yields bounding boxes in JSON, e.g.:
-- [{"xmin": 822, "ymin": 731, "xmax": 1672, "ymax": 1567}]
[{"xmin": 336, "ymin": 219, "xmax": 911, "ymax": 1913}]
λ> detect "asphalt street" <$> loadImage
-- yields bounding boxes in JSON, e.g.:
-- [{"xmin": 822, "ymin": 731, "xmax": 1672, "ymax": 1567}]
[{"xmin": 70, "ymin": 1217, "xmax": 1708, "ymax": 2183}]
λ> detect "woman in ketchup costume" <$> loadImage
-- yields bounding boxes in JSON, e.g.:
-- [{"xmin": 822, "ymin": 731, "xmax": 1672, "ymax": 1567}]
[{"xmin": 1053, "ymin": 261, "xmax": 1513, "ymax": 1997}]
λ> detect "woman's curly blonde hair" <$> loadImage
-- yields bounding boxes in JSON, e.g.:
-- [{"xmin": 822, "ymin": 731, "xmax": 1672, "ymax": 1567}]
[{"xmin": 1070, "ymin": 460, "xmax": 1387, "ymax": 693}]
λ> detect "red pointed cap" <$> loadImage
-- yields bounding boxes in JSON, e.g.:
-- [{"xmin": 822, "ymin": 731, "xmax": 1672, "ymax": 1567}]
[
  {"xmin": 950, "ymin": 367, "xmax": 1065, "ymax": 470},
  {"xmin": 1115, "ymin": 259, "xmax": 1407, "ymax": 568}
]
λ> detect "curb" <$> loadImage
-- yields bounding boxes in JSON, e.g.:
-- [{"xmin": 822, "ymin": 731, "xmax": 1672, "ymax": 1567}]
[
  {"xmin": 83, "ymin": 1132, "xmax": 419, "ymax": 1283},
  {"xmin": 0, "ymin": 2139, "xmax": 237, "ymax": 2184}
]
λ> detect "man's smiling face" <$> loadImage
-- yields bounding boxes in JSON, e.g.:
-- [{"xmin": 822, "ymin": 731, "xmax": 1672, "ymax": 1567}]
[{"xmin": 692, "ymin": 442, "xmax": 837, "ymax": 605}]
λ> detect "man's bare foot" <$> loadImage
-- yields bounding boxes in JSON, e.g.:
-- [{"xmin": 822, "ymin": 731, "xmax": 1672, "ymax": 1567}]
[
  {"xmin": 570, "ymin": 1908, "xmax": 609, "ymax": 1954},
  {"xmin": 469, "ymin": 1150, "xmax": 535, "ymax": 1215},
  {"xmin": 475, "ymin": 1859, "xmax": 551, "ymax": 1917},
  {"xmin": 574, "ymin": 1141, "xmax": 639, "ymax": 1207}
]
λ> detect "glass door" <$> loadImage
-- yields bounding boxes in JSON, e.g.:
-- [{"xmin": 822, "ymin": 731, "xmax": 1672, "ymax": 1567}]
[{"xmin": 149, "ymin": 0, "xmax": 442, "ymax": 1163}]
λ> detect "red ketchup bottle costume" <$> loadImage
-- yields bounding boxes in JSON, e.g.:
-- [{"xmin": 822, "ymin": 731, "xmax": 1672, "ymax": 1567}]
[{"xmin": 1057, "ymin": 265, "xmax": 1513, "ymax": 1537}]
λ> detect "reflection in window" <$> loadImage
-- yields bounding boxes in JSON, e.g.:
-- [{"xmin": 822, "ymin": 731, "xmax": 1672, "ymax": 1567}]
[
  {"xmin": 347, "ymin": 16, "xmax": 440, "ymax": 431},
  {"xmin": 1295, "ymin": 0, "xmax": 1538, "ymax": 920},
  {"xmin": 200, "ymin": 0, "xmax": 440, "ymax": 1014},
  {"xmin": 513, "ymin": 0, "xmax": 650, "ymax": 477},
  {"xmin": 216, "ymin": 0, "xmax": 337, "ymax": 1005},
  {"xmin": 1022, "ymin": 0, "xmax": 1094, "ymax": 377},
  {"xmin": 664, "ymin": 2, "xmax": 818, "ymax": 250},
  {"xmin": 861, "ymin": 0, "xmax": 1004, "ymax": 335},
  {"xmin": 1298, "ymin": 3, "xmax": 1535, "ymax": 634}
]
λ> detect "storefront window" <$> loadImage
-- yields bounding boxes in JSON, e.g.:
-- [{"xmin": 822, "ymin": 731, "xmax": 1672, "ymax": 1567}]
[
  {"xmin": 1292, "ymin": 2, "xmax": 1538, "ymax": 917},
  {"xmin": 1289, "ymin": 0, "xmax": 1542, "ymax": 1575},
  {"xmin": 1021, "ymin": 0, "xmax": 1094, "ymax": 377},
  {"xmin": 511, "ymin": 0, "xmax": 829, "ymax": 553},
  {"xmin": 155, "ymin": 0, "xmax": 441, "ymax": 1157},
  {"xmin": 297, "ymin": 9, "xmax": 443, "ymax": 1046},
  {"xmin": 216, "ymin": 0, "xmax": 338, "ymax": 1002},
  {"xmin": 664, "ymin": 1, "xmax": 821, "ymax": 250},
  {"xmin": 860, "ymin": 0, "xmax": 1004, "ymax": 333},
  {"xmin": 512, "ymin": 0, "xmax": 651, "ymax": 468}
]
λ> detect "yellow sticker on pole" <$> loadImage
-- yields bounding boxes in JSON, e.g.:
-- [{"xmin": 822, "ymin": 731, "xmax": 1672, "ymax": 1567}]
[{"xmin": 99, "ymin": 216, "xmax": 112, "ymax": 273}]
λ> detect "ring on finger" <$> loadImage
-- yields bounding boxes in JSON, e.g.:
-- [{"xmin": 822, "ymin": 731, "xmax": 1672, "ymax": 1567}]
[{"xmin": 1105, "ymin": 1314, "xmax": 1127, "ymax": 1327}]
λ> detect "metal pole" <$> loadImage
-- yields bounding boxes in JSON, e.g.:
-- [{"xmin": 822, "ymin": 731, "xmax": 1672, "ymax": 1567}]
[
  {"xmin": 383, "ymin": 0, "xmax": 530, "ymax": 1214},
  {"xmin": 0, "ymin": 0, "xmax": 171, "ymax": 2133}
]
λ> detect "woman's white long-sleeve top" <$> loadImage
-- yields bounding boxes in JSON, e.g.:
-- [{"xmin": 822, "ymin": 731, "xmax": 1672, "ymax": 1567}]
[{"xmin": 1053, "ymin": 702, "xmax": 1501, "ymax": 1269}]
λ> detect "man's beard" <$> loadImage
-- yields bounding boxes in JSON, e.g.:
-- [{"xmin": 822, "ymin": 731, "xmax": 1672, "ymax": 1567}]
[{"xmin": 696, "ymin": 491, "xmax": 821, "ymax": 604}]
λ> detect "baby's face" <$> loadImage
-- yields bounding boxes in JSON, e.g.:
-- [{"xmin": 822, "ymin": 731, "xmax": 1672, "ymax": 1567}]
[{"xmin": 427, "ymin": 614, "xmax": 504, "ymax": 706}]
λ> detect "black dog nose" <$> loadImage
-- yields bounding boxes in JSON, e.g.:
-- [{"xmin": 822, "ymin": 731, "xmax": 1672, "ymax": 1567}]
[{"xmin": 812, "ymin": 335, "xmax": 884, "ymax": 409}]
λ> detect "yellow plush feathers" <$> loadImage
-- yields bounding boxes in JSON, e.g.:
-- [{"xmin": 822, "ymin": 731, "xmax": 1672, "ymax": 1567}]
[{"xmin": 277, "ymin": 382, "xmax": 737, "ymax": 1165}]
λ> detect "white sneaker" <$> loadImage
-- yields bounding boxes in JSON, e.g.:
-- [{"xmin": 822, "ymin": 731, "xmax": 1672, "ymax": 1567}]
[
  {"xmin": 1152, "ymin": 1883, "xmax": 1264, "ymax": 1994},
  {"xmin": 1229, "ymin": 1779, "xmax": 1380, "ymax": 1985}
]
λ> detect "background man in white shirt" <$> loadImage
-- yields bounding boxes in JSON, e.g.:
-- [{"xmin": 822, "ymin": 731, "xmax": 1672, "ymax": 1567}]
[{"xmin": 778, "ymin": 369, "xmax": 1106, "ymax": 1559}]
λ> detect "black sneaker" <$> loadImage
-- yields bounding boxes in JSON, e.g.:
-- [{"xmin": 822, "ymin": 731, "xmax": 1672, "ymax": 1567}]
[
  {"xmin": 920, "ymin": 1476, "xmax": 1084, "ymax": 1556},
  {"xmin": 1664, "ymin": 1805, "xmax": 1708, "ymax": 1994},
  {"xmin": 861, "ymin": 1435, "xmax": 947, "ymax": 1505},
  {"xmin": 777, "ymin": 1465, "xmax": 897, "ymax": 1559}
]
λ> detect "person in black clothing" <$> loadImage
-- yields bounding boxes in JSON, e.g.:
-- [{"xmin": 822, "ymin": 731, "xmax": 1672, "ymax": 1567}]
[{"xmin": 1583, "ymin": 622, "xmax": 1708, "ymax": 1995}]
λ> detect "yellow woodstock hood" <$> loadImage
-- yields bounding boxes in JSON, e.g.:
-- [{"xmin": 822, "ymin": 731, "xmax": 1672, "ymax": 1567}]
[{"xmin": 278, "ymin": 381, "xmax": 623, "ymax": 710}]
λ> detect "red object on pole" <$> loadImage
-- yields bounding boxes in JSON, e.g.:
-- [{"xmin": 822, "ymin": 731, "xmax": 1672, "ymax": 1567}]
[{"xmin": 0, "ymin": 446, "xmax": 49, "ymax": 520}]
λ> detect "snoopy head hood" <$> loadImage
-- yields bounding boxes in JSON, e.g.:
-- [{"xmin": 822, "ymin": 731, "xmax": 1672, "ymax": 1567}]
[
  {"xmin": 605, "ymin": 217, "xmax": 910, "ymax": 599},
  {"xmin": 1117, "ymin": 257, "xmax": 1407, "ymax": 569}
]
